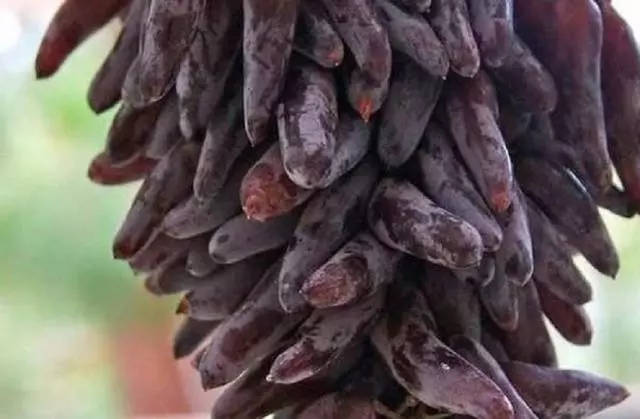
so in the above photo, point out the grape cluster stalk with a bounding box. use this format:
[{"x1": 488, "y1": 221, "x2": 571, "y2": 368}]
[{"x1": 36, "y1": 0, "x2": 640, "y2": 417}]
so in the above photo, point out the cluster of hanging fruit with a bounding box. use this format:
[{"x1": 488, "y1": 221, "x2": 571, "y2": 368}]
[{"x1": 36, "y1": 0, "x2": 639, "y2": 417}]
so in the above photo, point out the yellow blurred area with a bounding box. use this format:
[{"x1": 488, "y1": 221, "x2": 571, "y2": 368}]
[{"x1": 0, "y1": 0, "x2": 639, "y2": 418}]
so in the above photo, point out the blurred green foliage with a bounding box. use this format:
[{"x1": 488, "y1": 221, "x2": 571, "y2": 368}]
[{"x1": 0, "y1": 300, "x2": 122, "y2": 419}]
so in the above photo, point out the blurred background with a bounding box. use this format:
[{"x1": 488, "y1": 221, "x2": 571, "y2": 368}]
[{"x1": 0, "y1": 0, "x2": 639, "y2": 418}]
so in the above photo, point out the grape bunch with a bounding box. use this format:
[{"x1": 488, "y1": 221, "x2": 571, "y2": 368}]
[{"x1": 36, "y1": 0, "x2": 639, "y2": 417}]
